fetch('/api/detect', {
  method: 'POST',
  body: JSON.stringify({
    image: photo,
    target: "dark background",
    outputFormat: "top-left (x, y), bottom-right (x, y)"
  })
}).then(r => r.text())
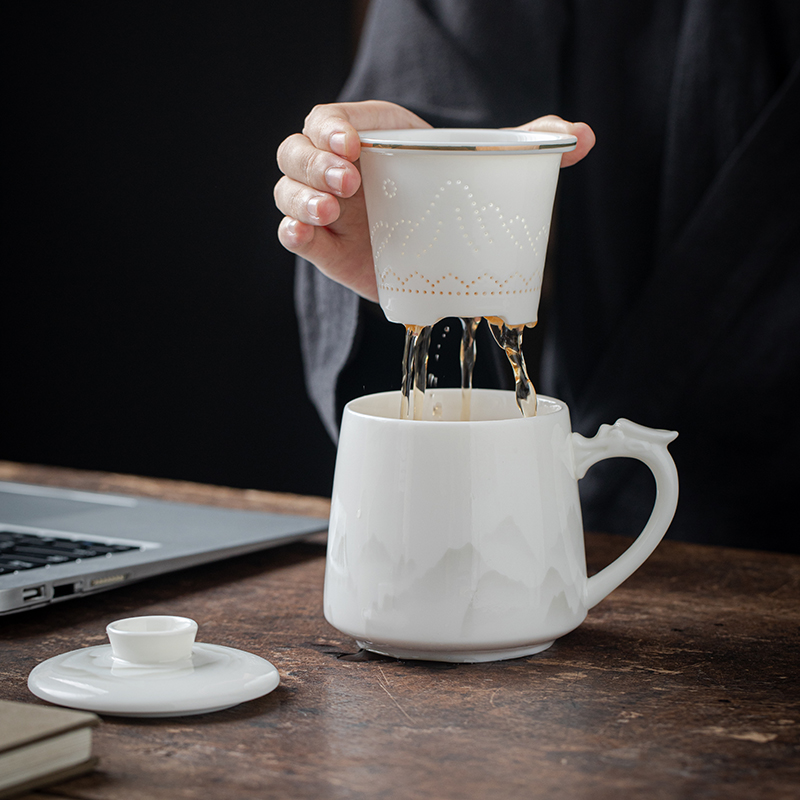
top-left (4, 2), bottom-right (369, 497)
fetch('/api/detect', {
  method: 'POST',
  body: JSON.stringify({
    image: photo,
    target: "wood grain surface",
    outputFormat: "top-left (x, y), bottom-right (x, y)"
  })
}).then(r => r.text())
top-left (1, 463), bottom-right (798, 800)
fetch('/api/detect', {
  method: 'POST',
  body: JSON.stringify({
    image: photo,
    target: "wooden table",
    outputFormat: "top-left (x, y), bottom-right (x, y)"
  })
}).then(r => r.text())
top-left (1, 462), bottom-right (798, 800)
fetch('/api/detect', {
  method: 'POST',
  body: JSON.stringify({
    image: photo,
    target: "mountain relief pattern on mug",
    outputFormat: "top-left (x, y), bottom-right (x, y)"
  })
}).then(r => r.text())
top-left (369, 179), bottom-right (549, 296)
top-left (344, 514), bottom-right (585, 644)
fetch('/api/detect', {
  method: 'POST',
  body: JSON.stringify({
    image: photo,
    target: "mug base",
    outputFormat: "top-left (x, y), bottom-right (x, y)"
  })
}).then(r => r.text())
top-left (356, 639), bottom-right (555, 663)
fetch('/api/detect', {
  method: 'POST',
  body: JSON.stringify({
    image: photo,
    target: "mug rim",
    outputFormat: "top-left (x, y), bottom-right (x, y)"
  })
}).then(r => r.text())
top-left (344, 388), bottom-right (567, 424)
top-left (359, 128), bottom-right (578, 153)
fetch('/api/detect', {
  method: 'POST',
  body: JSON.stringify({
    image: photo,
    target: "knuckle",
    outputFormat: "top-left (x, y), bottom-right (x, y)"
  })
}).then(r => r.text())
top-left (273, 178), bottom-right (305, 220)
top-left (298, 147), bottom-right (318, 184)
top-left (275, 133), bottom-right (304, 172)
top-left (303, 102), bottom-right (347, 140)
top-left (300, 146), bottom-right (330, 187)
top-left (303, 103), bottom-right (330, 135)
top-left (290, 191), bottom-right (311, 220)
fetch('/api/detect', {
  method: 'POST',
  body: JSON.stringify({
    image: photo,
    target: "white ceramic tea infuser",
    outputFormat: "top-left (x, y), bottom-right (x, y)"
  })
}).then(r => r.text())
top-left (28, 615), bottom-right (280, 717)
top-left (358, 128), bottom-right (577, 327)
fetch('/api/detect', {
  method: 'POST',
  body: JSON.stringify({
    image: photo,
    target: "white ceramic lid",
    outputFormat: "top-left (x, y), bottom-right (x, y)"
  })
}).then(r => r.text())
top-left (28, 616), bottom-right (280, 717)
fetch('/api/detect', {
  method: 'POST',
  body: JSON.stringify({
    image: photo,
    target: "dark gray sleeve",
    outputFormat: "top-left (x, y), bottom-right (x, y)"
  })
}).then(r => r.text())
top-left (294, 260), bottom-right (360, 443)
top-left (341, 0), bottom-right (565, 127)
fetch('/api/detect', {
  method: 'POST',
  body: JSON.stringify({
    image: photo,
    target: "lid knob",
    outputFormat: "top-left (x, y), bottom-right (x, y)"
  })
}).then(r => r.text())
top-left (106, 615), bottom-right (197, 664)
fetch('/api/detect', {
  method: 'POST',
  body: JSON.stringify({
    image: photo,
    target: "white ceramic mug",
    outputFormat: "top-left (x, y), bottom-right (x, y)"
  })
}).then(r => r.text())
top-left (358, 129), bottom-right (577, 327)
top-left (324, 389), bottom-right (679, 663)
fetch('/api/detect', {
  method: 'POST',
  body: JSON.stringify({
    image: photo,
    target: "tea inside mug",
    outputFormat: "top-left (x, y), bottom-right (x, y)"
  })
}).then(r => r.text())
top-left (349, 387), bottom-right (563, 424)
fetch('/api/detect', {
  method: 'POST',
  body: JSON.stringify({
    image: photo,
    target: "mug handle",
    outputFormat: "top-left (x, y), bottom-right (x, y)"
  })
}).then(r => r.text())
top-left (571, 419), bottom-right (679, 609)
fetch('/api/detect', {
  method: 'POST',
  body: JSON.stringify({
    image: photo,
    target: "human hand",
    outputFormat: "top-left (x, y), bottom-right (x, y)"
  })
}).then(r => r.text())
top-left (275, 102), bottom-right (595, 302)
top-left (275, 100), bottom-right (430, 303)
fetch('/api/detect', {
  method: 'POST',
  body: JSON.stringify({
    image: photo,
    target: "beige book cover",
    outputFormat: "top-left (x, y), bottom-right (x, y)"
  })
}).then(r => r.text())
top-left (0, 699), bottom-right (99, 799)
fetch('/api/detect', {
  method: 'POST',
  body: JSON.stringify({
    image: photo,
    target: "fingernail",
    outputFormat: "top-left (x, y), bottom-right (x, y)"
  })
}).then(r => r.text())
top-left (307, 195), bottom-right (324, 220)
top-left (330, 132), bottom-right (348, 157)
top-left (283, 217), bottom-right (301, 244)
top-left (325, 167), bottom-right (345, 193)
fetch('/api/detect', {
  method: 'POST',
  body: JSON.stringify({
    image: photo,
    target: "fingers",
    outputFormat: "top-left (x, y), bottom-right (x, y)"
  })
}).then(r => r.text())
top-left (277, 213), bottom-right (380, 303)
top-left (513, 115), bottom-right (596, 167)
top-left (274, 174), bottom-right (343, 227)
top-left (302, 100), bottom-right (431, 161)
top-left (274, 129), bottom-right (361, 232)
top-left (276, 216), bottom-right (356, 288)
top-left (274, 101), bottom-right (430, 232)
top-left (278, 216), bottom-right (316, 251)
top-left (274, 100), bottom-right (431, 301)
top-left (276, 133), bottom-right (361, 200)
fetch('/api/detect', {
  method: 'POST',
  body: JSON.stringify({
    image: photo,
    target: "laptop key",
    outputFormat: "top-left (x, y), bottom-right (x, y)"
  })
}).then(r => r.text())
top-left (13, 547), bottom-right (76, 563)
top-left (0, 529), bottom-right (141, 572)
top-left (0, 558), bottom-right (42, 570)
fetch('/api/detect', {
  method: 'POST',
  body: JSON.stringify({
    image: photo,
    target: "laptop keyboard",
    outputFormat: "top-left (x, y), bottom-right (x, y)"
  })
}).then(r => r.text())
top-left (0, 529), bottom-right (140, 574)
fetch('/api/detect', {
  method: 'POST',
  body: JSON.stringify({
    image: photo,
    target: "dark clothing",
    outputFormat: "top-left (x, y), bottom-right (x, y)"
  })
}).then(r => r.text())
top-left (296, 0), bottom-right (800, 551)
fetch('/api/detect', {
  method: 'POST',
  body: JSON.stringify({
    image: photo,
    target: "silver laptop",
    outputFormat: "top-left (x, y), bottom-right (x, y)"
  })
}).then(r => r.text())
top-left (0, 481), bottom-right (327, 614)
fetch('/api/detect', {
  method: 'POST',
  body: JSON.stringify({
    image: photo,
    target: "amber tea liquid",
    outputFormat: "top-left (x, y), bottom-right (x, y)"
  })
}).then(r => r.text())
top-left (400, 317), bottom-right (536, 421)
